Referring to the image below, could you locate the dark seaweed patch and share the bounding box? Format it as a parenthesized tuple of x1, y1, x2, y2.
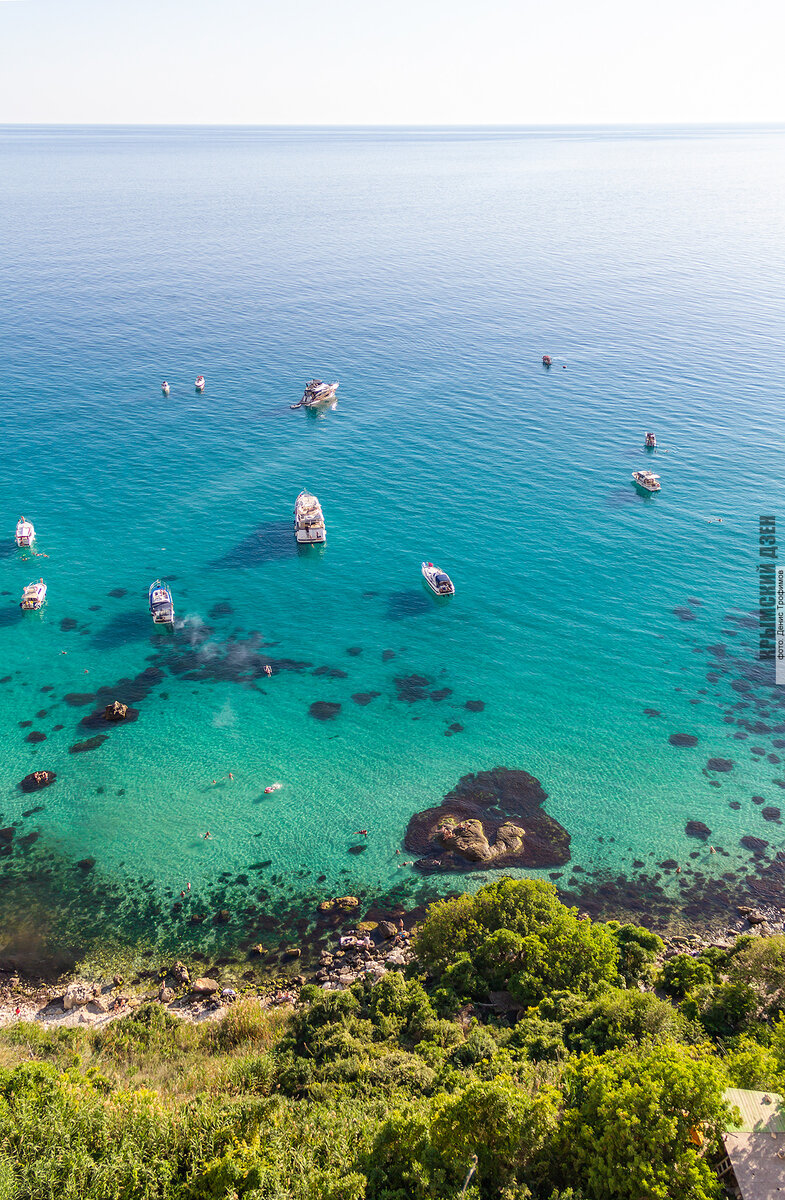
(685, 821, 711, 840)
(92, 609, 154, 652)
(59, 618, 78, 632)
(762, 807, 782, 823)
(345, 647, 362, 657)
(312, 666, 348, 679)
(69, 735, 108, 754)
(63, 692, 97, 708)
(382, 650, 396, 662)
(706, 758, 734, 773)
(108, 588, 127, 599)
(386, 591, 432, 619)
(673, 607, 697, 622)
(430, 688, 452, 702)
(309, 702, 341, 721)
(24, 732, 46, 744)
(669, 733, 699, 747)
(351, 692, 380, 706)
(465, 700, 485, 712)
(208, 601, 234, 619)
(394, 675, 432, 703)
(212, 520, 297, 568)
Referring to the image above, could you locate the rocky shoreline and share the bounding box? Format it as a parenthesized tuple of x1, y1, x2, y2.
(2, 886, 783, 1030)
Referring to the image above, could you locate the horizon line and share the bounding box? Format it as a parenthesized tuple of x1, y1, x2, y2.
(1, 120, 784, 129)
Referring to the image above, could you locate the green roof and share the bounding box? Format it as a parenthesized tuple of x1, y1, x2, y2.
(725, 1088, 785, 1133)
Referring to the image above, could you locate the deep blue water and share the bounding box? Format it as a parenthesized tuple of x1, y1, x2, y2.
(2, 125, 785, 969)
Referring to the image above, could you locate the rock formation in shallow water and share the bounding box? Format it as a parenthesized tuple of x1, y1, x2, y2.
(404, 767, 570, 873)
(19, 770, 56, 792)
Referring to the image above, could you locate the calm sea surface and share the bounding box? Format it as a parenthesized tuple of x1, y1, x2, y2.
(2, 125, 785, 969)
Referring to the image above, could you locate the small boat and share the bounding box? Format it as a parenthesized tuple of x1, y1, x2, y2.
(292, 379, 339, 409)
(645, 431, 656, 448)
(421, 561, 455, 596)
(149, 579, 175, 625)
(162, 381, 170, 396)
(632, 470, 661, 493)
(294, 490, 326, 544)
(15, 517, 35, 547)
(20, 578, 46, 610)
(542, 355, 552, 367)
(195, 376, 206, 392)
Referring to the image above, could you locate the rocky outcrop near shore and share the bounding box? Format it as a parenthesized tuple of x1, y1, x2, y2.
(404, 767, 570, 873)
(19, 770, 56, 793)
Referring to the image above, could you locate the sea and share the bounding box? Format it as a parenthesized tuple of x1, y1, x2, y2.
(2, 124, 785, 974)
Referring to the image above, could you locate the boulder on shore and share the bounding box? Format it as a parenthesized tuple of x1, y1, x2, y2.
(104, 701, 128, 722)
(171, 961, 190, 985)
(63, 983, 94, 1011)
(19, 770, 56, 793)
(191, 977, 219, 996)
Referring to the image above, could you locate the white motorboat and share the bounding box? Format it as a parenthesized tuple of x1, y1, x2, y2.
(149, 579, 175, 625)
(20, 578, 46, 611)
(294, 490, 326, 544)
(421, 561, 455, 596)
(644, 431, 656, 448)
(15, 516, 35, 547)
(195, 375, 206, 392)
(294, 379, 339, 409)
(632, 470, 661, 493)
(162, 381, 170, 396)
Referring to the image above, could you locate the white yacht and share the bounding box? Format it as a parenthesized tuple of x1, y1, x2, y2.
(300, 380, 339, 408)
(644, 431, 656, 448)
(421, 562, 455, 596)
(195, 375, 206, 392)
(162, 381, 170, 396)
(294, 490, 326, 544)
(149, 579, 175, 626)
(15, 517, 35, 547)
(20, 579, 46, 611)
(632, 470, 661, 493)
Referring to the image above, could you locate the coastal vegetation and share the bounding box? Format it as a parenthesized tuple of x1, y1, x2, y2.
(1, 878, 785, 1199)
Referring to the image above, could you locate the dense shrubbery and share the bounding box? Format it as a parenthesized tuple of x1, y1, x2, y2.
(2, 879, 785, 1198)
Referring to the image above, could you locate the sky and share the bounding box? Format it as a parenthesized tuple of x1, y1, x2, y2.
(0, 0, 783, 125)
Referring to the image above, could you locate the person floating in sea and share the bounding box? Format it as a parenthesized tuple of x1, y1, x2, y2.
(204, 831, 211, 840)
(353, 829, 368, 837)
(264, 664, 272, 676)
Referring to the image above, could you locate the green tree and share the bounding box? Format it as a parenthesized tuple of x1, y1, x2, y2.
(551, 1044, 729, 1200)
(367, 1077, 558, 1200)
(608, 923, 664, 986)
(660, 954, 713, 999)
(732, 935, 785, 1018)
(415, 879, 618, 1005)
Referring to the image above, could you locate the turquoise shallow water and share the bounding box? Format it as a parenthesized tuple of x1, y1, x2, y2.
(2, 125, 785, 969)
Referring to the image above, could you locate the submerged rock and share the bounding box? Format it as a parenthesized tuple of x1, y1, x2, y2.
(405, 767, 571, 874)
(685, 821, 711, 840)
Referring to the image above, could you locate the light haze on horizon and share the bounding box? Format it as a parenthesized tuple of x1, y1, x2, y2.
(0, 0, 783, 125)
